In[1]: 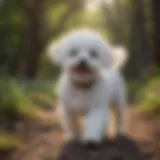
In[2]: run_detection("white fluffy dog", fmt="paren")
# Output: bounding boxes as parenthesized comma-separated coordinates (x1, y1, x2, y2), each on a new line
(50, 29, 128, 144)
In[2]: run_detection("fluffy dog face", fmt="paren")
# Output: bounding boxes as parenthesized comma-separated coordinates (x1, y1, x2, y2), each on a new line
(50, 30, 112, 83)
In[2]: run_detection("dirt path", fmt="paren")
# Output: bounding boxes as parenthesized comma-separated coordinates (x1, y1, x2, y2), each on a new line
(9, 108, 160, 160)
(127, 110, 160, 160)
(10, 107, 65, 160)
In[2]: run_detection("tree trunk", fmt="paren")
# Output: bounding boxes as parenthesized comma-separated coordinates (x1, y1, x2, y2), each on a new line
(17, 0, 84, 79)
(151, 0, 160, 66)
(19, 0, 44, 79)
(128, 0, 150, 79)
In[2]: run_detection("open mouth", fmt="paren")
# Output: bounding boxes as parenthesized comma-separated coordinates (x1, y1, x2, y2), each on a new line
(72, 65, 92, 74)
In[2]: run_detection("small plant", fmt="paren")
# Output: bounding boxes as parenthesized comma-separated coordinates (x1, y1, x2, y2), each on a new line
(0, 80, 38, 121)
(0, 133, 22, 150)
(21, 80, 57, 109)
(136, 76, 160, 115)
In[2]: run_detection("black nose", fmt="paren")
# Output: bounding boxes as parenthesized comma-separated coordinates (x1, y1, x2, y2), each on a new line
(79, 59, 88, 66)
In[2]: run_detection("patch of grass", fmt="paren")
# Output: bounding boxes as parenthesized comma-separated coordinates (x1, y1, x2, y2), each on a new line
(0, 79, 38, 120)
(0, 133, 22, 150)
(21, 80, 57, 109)
(0, 79, 57, 150)
(0, 79, 57, 121)
(127, 81, 145, 103)
(136, 76, 160, 115)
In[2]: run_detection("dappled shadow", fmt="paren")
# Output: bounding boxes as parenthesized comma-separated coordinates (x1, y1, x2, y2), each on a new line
(59, 136, 144, 160)
(3, 108, 160, 160)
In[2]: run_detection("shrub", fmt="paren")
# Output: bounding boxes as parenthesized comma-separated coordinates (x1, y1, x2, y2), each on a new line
(0, 79, 56, 149)
(21, 80, 57, 109)
(0, 79, 38, 121)
(136, 76, 160, 114)
(0, 133, 22, 150)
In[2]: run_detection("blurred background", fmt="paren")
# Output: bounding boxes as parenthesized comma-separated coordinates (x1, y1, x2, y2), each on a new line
(0, 0, 159, 160)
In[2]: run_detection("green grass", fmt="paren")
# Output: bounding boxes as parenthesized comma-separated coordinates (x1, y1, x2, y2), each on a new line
(0, 133, 22, 150)
(0, 79, 57, 150)
(0, 79, 57, 121)
(0, 79, 38, 120)
(135, 76, 160, 115)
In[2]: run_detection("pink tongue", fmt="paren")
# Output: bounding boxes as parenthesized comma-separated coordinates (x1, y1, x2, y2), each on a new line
(75, 66, 90, 73)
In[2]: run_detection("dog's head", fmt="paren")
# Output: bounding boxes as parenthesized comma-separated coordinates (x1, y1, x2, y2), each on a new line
(50, 29, 113, 83)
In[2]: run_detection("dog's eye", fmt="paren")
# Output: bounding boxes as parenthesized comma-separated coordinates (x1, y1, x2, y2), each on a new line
(69, 48, 78, 57)
(90, 49, 98, 58)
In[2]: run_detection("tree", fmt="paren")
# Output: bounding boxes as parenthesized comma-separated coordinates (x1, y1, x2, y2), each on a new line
(101, 0, 132, 45)
(101, 0, 151, 80)
(17, 0, 85, 79)
(151, 0, 160, 66)
(0, 0, 24, 76)
(129, 0, 151, 79)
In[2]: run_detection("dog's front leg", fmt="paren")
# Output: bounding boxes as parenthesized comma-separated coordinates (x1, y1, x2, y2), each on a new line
(60, 106, 81, 140)
(82, 106, 108, 144)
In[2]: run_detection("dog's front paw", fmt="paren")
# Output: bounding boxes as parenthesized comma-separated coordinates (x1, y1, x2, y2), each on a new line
(107, 129, 126, 141)
(81, 135, 103, 149)
(83, 141, 101, 149)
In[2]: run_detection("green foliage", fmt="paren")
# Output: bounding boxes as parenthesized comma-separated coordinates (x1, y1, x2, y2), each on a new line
(0, 79, 56, 149)
(38, 55, 60, 79)
(0, 78, 57, 127)
(0, 80, 38, 120)
(0, 0, 24, 75)
(46, 3, 69, 30)
(0, 133, 22, 150)
(101, 0, 131, 45)
(136, 76, 160, 114)
(21, 80, 57, 108)
(127, 81, 144, 103)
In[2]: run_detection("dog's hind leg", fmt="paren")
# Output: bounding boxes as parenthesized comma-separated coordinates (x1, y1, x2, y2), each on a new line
(113, 77, 127, 135)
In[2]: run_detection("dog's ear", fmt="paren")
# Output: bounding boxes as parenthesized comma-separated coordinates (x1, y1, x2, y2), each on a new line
(111, 46, 128, 69)
(49, 40, 66, 65)
(101, 42, 113, 68)
(102, 43, 128, 69)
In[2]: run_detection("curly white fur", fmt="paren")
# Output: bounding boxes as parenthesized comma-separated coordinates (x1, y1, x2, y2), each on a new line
(50, 29, 128, 143)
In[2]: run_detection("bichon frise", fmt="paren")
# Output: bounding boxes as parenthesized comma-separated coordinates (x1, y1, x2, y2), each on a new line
(50, 29, 128, 145)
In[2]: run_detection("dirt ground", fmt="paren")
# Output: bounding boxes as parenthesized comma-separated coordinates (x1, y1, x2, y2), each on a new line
(4, 107, 160, 160)
(126, 110, 160, 160)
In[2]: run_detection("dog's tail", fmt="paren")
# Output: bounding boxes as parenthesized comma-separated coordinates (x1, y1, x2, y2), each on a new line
(111, 46, 128, 70)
